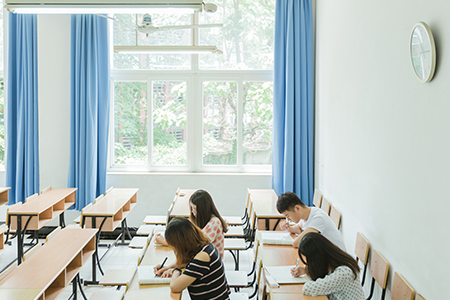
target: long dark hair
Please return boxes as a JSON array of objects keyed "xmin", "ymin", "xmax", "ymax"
[
  {"xmin": 165, "ymin": 217, "xmax": 210, "ymax": 266},
  {"xmin": 298, "ymin": 232, "xmax": 359, "ymax": 281},
  {"xmin": 189, "ymin": 189, "xmax": 228, "ymax": 233}
]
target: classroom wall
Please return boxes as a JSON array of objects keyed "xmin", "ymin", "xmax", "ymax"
[
  {"xmin": 315, "ymin": 0, "xmax": 450, "ymax": 298},
  {"xmin": 33, "ymin": 15, "xmax": 271, "ymax": 227}
]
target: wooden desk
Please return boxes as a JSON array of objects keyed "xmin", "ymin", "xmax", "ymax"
[
  {"xmin": 0, "ymin": 187, "xmax": 11, "ymax": 206},
  {"xmin": 169, "ymin": 189, "xmax": 196, "ymax": 219},
  {"xmin": 126, "ymin": 229, "xmax": 183, "ymax": 300},
  {"xmin": 7, "ymin": 188, "xmax": 77, "ymax": 264},
  {"xmin": 0, "ymin": 227, "xmax": 97, "ymax": 300},
  {"xmin": 249, "ymin": 189, "xmax": 284, "ymax": 231},
  {"xmin": 81, "ymin": 188, "xmax": 138, "ymax": 284}
]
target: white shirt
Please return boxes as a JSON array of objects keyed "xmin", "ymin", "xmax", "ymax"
[{"xmin": 302, "ymin": 207, "xmax": 347, "ymax": 251}]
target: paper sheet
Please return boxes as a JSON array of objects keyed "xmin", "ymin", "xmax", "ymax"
[
  {"xmin": 265, "ymin": 266, "xmax": 308, "ymax": 284},
  {"xmin": 138, "ymin": 265, "xmax": 172, "ymax": 285}
]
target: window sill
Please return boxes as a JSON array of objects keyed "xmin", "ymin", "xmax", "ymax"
[{"xmin": 107, "ymin": 171, "xmax": 272, "ymax": 176}]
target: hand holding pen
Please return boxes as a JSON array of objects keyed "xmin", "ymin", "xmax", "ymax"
[{"xmin": 154, "ymin": 256, "xmax": 168, "ymax": 277}]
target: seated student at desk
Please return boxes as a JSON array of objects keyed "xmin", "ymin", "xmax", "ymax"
[
  {"xmin": 293, "ymin": 232, "xmax": 364, "ymax": 300},
  {"xmin": 155, "ymin": 189, "xmax": 228, "ymax": 258},
  {"xmin": 276, "ymin": 192, "xmax": 346, "ymax": 253},
  {"xmin": 154, "ymin": 217, "xmax": 231, "ymax": 300}
]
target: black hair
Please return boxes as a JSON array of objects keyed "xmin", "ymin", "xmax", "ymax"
[
  {"xmin": 276, "ymin": 192, "xmax": 306, "ymax": 214},
  {"xmin": 298, "ymin": 232, "xmax": 359, "ymax": 281}
]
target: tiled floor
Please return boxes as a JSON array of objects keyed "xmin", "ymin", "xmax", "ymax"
[{"xmin": 0, "ymin": 232, "xmax": 255, "ymax": 299}]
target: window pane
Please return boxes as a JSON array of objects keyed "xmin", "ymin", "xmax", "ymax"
[
  {"xmin": 152, "ymin": 81, "xmax": 187, "ymax": 166},
  {"xmin": 0, "ymin": 78, "xmax": 4, "ymax": 165},
  {"xmin": 202, "ymin": 82, "xmax": 237, "ymax": 165},
  {"xmin": 243, "ymin": 82, "xmax": 273, "ymax": 165},
  {"xmin": 114, "ymin": 81, "xmax": 148, "ymax": 165},
  {"xmin": 113, "ymin": 14, "xmax": 191, "ymax": 70},
  {"xmin": 199, "ymin": 0, "xmax": 275, "ymax": 70}
]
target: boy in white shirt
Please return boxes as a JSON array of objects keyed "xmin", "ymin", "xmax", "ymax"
[{"xmin": 276, "ymin": 192, "xmax": 346, "ymax": 276}]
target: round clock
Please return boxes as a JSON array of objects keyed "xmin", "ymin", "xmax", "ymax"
[{"xmin": 410, "ymin": 22, "xmax": 436, "ymax": 83}]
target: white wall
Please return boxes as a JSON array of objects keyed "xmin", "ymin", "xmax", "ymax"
[
  {"xmin": 34, "ymin": 15, "xmax": 271, "ymax": 226},
  {"xmin": 315, "ymin": 0, "xmax": 450, "ymax": 299}
]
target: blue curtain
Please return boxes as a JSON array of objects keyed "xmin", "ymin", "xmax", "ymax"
[
  {"xmin": 68, "ymin": 15, "xmax": 110, "ymax": 210},
  {"xmin": 272, "ymin": 0, "xmax": 314, "ymax": 206},
  {"xmin": 6, "ymin": 14, "xmax": 39, "ymax": 205}
]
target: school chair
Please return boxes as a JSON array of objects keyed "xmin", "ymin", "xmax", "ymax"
[
  {"xmin": 89, "ymin": 289, "xmax": 125, "ymax": 300},
  {"xmin": 40, "ymin": 186, "xmax": 52, "ymax": 194},
  {"xmin": 25, "ymin": 193, "xmax": 38, "ymax": 202},
  {"xmin": 329, "ymin": 205, "xmax": 341, "ymax": 229},
  {"xmin": 366, "ymin": 249, "xmax": 389, "ymax": 300},
  {"xmin": 0, "ymin": 262, "xmax": 17, "ymax": 281},
  {"xmin": 320, "ymin": 197, "xmax": 331, "ymax": 215},
  {"xmin": 46, "ymin": 226, "xmax": 61, "ymax": 243},
  {"xmin": 143, "ymin": 196, "xmax": 177, "ymax": 226},
  {"xmin": 4, "ymin": 202, "xmax": 23, "ymax": 244},
  {"xmin": 224, "ymin": 189, "xmax": 252, "ymax": 226},
  {"xmin": 415, "ymin": 294, "xmax": 425, "ymax": 300},
  {"xmin": 355, "ymin": 232, "xmax": 370, "ymax": 286},
  {"xmin": 136, "ymin": 224, "xmax": 155, "ymax": 236},
  {"xmin": 22, "ymin": 242, "xmax": 42, "ymax": 262},
  {"xmin": 225, "ymin": 202, "xmax": 256, "ymax": 240},
  {"xmin": 227, "ymin": 239, "xmax": 261, "ymax": 289},
  {"xmin": 229, "ymin": 260, "xmax": 263, "ymax": 300},
  {"xmin": 313, "ymin": 189, "xmax": 323, "ymax": 208},
  {"xmin": 137, "ymin": 235, "xmax": 152, "ymax": 265},
  {"xmin": 391, "ymin": 272, "xmax": 414, "ymax": 300},
  {"xmin": 105, "ymin": 186, "xmax": 114, "ymax": 195}
]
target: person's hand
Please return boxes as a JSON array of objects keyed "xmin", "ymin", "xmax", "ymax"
[
  {"xmin": 279, "ymin": 219, "xmax": 290, "ymax": 231},
  {"xmin": 160, "ymin": 268, "xmax": 174, "ymax": 278},
  {"xmin": 290, "ymin": 265, "xmax": 306, "ymax": 277},
  {"xmin": 155, "ymin": 233, "xmax": 167, "ymax": 246},
  {"xmin": 154, "ymin": 265, "xmax": 170, "ymax": 276}
]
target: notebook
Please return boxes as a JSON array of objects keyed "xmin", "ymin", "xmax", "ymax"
[
  {"xmin": 138, "ymin": 265, "xmax": 172, "ymax": 285},
  {"xmin": 261, "ymin": 232, "xmax": 294, "ymax": 245},
  {"xmin": 264, "ymin": 266, "xmax": 308, "ymax": 284}
]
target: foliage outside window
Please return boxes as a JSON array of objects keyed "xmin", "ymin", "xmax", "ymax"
[
  {"xmin": 111, "ymin": 0, "xmax": 274, "ymax": 172},
  {"xmin": 0, "ymin": 8, "xmax": 4, "ymax": 166}
]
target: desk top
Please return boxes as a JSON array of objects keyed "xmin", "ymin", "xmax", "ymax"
[
  {"xmin": 169, "ymin": 189, "xmax": 196, "ymax": 218},
  {"xmin": 8, "ymin": 188, "xmax": 76, "ymax": 215},
  {"xmin": 0, "ymin": 227, "xmax": 97, "ymax": 290},
  {"xmin": 83, "ymin": 188, "xmax": 138, "ymax": 216},
  {"xmin": 0, "ymin": 288, "xmax": 42, "ymax": 299},
  {"xmin": 249, "ymin": 189, "xmax": 284, "ymax": 218}
]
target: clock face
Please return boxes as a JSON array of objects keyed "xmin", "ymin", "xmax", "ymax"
[{"xmin": 410, "ymin": 22, "xmax": 436, "ymax": 82}]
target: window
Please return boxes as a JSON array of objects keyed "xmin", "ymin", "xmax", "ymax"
[{"xmin": 110, "ymin": 0, "xmax": 275, "ymax": 172}]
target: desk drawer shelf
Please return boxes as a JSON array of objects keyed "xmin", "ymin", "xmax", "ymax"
[
  {"xmin": 44, "ymin": 271, "xmax": 66, "ymax": 300},
  {"xmin": 65, "ymin": 252, "xmax": 83, "ymax": 285},
  {"xmin": 82, "ymin": 237, "xmax": 96, "ymax": 265}
]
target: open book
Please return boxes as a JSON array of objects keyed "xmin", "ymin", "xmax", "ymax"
[
  {"xmin": 138, "ymin": 265, "xmax": 172, "ymax": 285},
  {"xmin": 261, "ymin": 232, "xmax": 294, "ymax": 245},
  {"xmin": 265, "ymin": 266, "xmax": 308, "ymax": 285}
]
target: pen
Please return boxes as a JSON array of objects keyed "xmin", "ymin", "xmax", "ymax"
[
  {"xmin": 295, "ymin": 258, "xmax": 299, "ymax": 268},
  {"xmin": 158, "ymin": 257, "xmax": 168, "ymax": 271}
]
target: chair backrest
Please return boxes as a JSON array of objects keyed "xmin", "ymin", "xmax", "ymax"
[
  {"xmin": 391, "ymin": 272, "xmax": 414, "ymax": 300},
  {"xmin": 329, "ymin": 205, "xmax": 341, "ymax": 229},
  {"xmin": 0, "ymin": 263, "xmax": 17, "ymax": 281},
  {"xmin": 23, "ymin": 242, "xmax": 43, "ymax": 262},
  {"xmin": 46, "ymin": 226, "xmax": 61, "ymax": 243},
  {"xmin": 94, "ymin": 194, "xmax": 104, "ymax": 204},
  {"xmin": 415, "ymin": 294, "xmax": 425, "ymax": 300},
  {"xmin": 166, "ymin": 202, "xmax": 175, "ymax": 225},
  {"xmin": 320, "ymin": 197, "xmax": 331, "ymax": 215},
  {"xmin": 249, "ymin": 202, "xmax": 257, "ymax": 230},
  {"xmin": 312, "ymin": 189, "xmax": 323, "ymax": 208},
  {"xmin": 105, "ymin": 187, "xmax": 114, "ymax": 195},
  {"xmin": 41, "ymin": 186, "xmax": 52, "ymax": 194},
  {"xmin": 355, "ymin": 232, "xmax": 370, "ymax": 265},
  {"xmin": 25, "ymin": 193, "xmax": 38, "ymax": 203},
  {"xmin": 370, "ymin": 249, "xmax": 389, "ymax": 289}
]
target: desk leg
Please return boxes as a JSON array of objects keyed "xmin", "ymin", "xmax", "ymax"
[
  {"xmin": 116, "ymin": 219, "xmax": 131, "ymax": 246},
  {"xmin": 273, "ymin": 219, "xmax": 281, "ymax": 231},
  {"xmin": 265, "ymin": 219, "xmax": 269, "ymax": 231},
  {"xmin": 17, "ymin": 216, "xmax": 22, "ymax": 265},
  {"xmin": 59, "ymin": 212, "xmax": 66, "ymax": 228},
  {"xmin": 85, "ymin": 216, "xmax": 107, "ymax": 286},
  {"xmin": 72, "ymin": 273, "xmax": 78, "ymax": 300}
]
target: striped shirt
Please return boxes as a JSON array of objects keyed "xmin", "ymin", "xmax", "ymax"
[{"xmin": 183, "ymin": 243, "xmax": 230, "ymax": 300}]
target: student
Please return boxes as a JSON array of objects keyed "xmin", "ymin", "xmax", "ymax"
[
  {"xmin": 154, "ymin": 217, "xmax": 231, "ymax": 300},
  {"xmin": 277, "ymin": 192, "xmax": 345, "ymax": 250},
  {"xmin": 155, "ymin": 189, "xmax": 228, "ymax": 258},
  {"xmin": 293, "ymin": 232, "xmax": 364, "ymax": 300}
]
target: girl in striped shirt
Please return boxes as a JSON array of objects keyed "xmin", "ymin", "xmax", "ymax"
[{"xmin": 163, "ymin": 217, "xmax": 230, "ymax": 300}]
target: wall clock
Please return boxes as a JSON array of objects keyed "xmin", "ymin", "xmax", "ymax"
[{"xmin": 410, "ymin": 22, "xmax": 436, "ymax": 83}]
